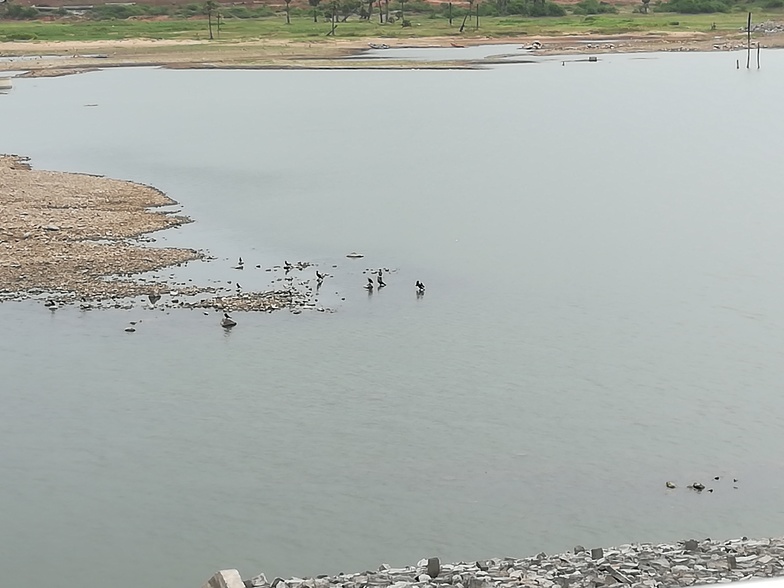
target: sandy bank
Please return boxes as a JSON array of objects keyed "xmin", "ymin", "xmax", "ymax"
[{"xmin": 2, "ymin": 30, "xmax": 782, "ymax": 76}]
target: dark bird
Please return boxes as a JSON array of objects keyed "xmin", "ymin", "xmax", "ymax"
[
  {"xmin": 236, "ymin": 283, "xmax": 241, "ymax": 290},
  {"xmin": 416, "ymin": 280, "xmax": 425, "ymax": 294},
  {"xmin": 238, "ymin": 257, "xmax": 243, "ymax": 266},
  {"xmin": 283, "ymin": 260, "xmax": 293, "ymax": 272},
  {"xmin": 316, "ymin": 270, "xmax": 326, "ymax": 282},
  {"xmin": 377, "ymin": 274, "xmax": 386, "ymax": 287},
  {"xmin": 220, "ymin": 312, "xmax": 237, "ymax": 328},
  {"xmin": 364, "ymin": 277, "xmax": 374, "ymax": 291}
]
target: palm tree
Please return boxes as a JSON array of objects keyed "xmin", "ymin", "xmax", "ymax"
[
  {"xmin": 204, "ymin": 0, "xmax": 217, "ymax": 39},
  {"xmin": 309, "ymin": 0, "xmax": 321, "ymax": 22}
]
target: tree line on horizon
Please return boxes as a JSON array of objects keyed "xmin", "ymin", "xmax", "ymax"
[{"xmin": 1, "ymin": 0, "xmax": 781, "ymax": 22}]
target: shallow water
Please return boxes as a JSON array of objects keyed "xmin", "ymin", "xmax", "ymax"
[
  {"xmin": 349, "ymin": 43, "xmax": 528, "ymax": 61},
  {"xmin": 2, "ymin": 50, "xmax": 784, "ymax": 588}
]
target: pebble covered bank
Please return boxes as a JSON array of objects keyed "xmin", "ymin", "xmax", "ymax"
[{"xmin": 205, "ymin": 538, "xmax": 784, "ymax": 588}]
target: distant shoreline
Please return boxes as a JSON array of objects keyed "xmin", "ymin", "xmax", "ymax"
[{"xmin": 2, "ymin": 30, "xmax": 782, "ymax": 77}]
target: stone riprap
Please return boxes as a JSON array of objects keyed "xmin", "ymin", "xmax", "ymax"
[
  {"xmin": 241, "ymin": 538, "xmax": 784, "ymax": 588},
  {"xmin": 749, "ymin": 21, "xmax": 784, "ymax": 34}
]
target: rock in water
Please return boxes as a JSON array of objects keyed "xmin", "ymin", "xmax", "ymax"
[
  {"xmin": 246, "ymin": 573, "xmax": 267, "ymax": 587},
  {"xmin": 202, "ymin": 569, "xmax": 244, "ymax": 588},
  {"xmin": 427, "ymin": 557, "xmax": 441, "ymax": 578}
]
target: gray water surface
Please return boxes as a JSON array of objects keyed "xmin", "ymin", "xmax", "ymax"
[{"xmin": 2, "ymin": 51, "xmax": 784, "ymax": 588}]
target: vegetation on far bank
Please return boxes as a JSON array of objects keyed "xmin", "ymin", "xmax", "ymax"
[{"xmin": 0, "ymin": 0, "xmax": 780, "ymax": 42}]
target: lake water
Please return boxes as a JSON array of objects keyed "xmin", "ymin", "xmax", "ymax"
[{"xmin": 2, "ymin": 50, "xmax": 784, "ymax": 588}]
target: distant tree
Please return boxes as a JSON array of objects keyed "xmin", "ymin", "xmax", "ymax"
[
  {"xmin": 204, "ymin": 0, "xmax": 217, "ymax": 39},
  {"xmin": 309, "ymin": 0, "xmax": 321, "ymax": 21},
  {"xmin": 336, "ymin": 0, "xmax": 360, "ymax": 20}
]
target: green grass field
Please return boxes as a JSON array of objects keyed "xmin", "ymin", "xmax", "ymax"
[{"xmin": 0, "ymin": 9, "xmax": 778, "ymax": 43}]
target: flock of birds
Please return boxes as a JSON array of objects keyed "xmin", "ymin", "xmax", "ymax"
[
  {"xmin": 363, "ymin": 269, "xmax": 426, "ymax": 296},
  {"xmin": 219, "ymin": 258, "xmax": 427, "ymax": 329}
]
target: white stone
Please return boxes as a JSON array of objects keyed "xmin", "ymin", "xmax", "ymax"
[{"xmin": 202, "ymin": 570, "xmax": 245, "ymax": 588}]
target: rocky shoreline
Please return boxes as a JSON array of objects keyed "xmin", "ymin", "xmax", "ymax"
[
  {"xmin": 209, "ymin": 537, "xmax": 784, "ymax": 588},
  {"xmin": 0, "ymin": 154, "xmax": 327, "ymax": 314}
]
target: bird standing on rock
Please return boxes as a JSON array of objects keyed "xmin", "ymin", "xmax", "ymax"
[{"xmin": 220, "ymin": 312, "xmax": 237, "ymax": 328}]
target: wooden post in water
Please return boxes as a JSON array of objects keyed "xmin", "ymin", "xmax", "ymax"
[
  {"xmin": 448, "ymin": 2, "xmax": 452, "ymax": 26},
  {"xmin": 746, "ymin": 12, "xmax": 751, "ymax": 69},
  {"xmin": 757, "ymin": 42, "xmax": 761, "ymax": 69},
  {"xmin": 475, "ymin": 2, "xmax": 479, "ymax": 29}
]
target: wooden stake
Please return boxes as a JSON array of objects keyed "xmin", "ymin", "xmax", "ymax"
[
  {"xmin": 746, "ymin": 12, "xmax": 751, "ymax": 69},
  {"xmin": 475, "ymin": 2, "xmax": 479, "ymax": 29},
  {"xmin": 757, "ymin": 42, "xmax": 761, "ymax": 69},
  {"xmin": 448, "ymin": 2, "xmax": 452, "ymax": 25},
  {"xmin": 459, "ymin": 8, "xmax": 470, "ymax": 32}
]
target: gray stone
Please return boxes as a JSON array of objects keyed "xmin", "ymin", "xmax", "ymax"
[
  {"xmin": 203, "ymin": 570, "xmax": 246, "ymax": 588},
  {"xmin": 592, "ymin": 548, "xmax": 605, "ymax": 560},
  {"xmin": 428, "ymin": 558, "xmax": 441, "ymax": 578},
  {"xmin": 684, "ymin": 540, "xmax": 699, "ymax": 552},
  {"xmin": 247, "ymin": 573, "xmax": 268, "ymax": 587},
  {"xmin": 574, "ymin": 546, "xmax": 586, "ymax": 554}
]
